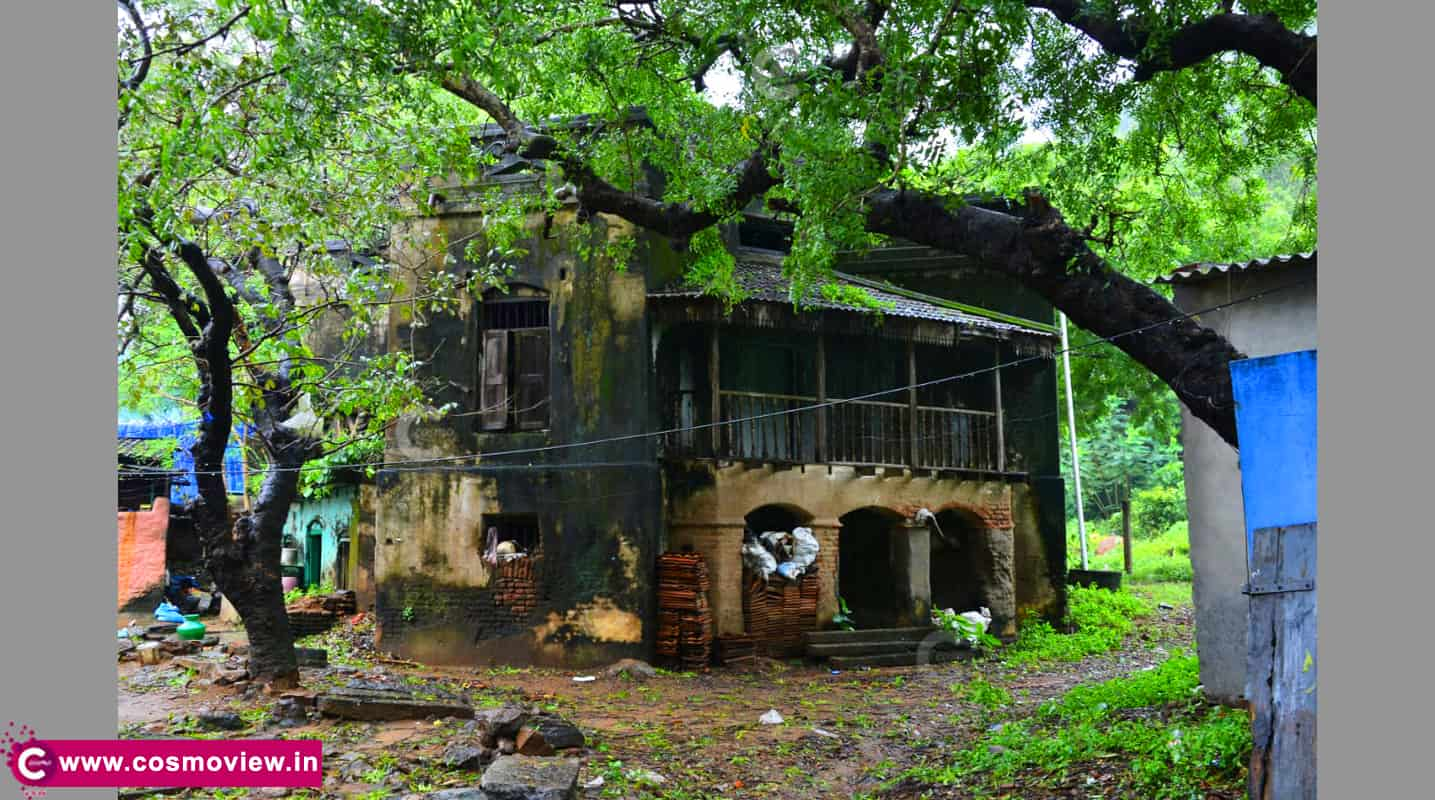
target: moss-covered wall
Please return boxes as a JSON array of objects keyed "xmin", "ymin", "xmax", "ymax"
[{"xmin": 375, "ymin": 186, "xmax": 672, "ymax": 666}]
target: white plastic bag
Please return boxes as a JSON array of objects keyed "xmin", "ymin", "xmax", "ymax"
[
  {"xmin": 741, "ymin": 541, "xmax": 778, "ymax": 581},
  {"xmin": 789, "ymin": 527, "xmax": 819, "ymax": 572}
]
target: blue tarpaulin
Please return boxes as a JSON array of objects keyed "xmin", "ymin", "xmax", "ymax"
[{"xmin": 117, "ymin": 418, "xmax": 249, "ymax": 504}]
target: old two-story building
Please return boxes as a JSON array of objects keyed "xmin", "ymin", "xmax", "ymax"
[{"xmin": 366, "ymin": 168, "xmax": 1068, "ymax": 667}]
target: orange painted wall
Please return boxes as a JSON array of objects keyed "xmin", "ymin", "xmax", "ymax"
[{"xmin": 118, "ymin": 497, "xmax": 169, "ymax": 610}]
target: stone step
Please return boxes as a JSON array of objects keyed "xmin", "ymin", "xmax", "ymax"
[
  {"xmin": 828, "ymin": 648, "xmax": 973, "ymax": 670},
  {"xmin": 806, "ymin": 639, "xmax": 940, "ymax": 658},
  {"xmin": 803, "ymin": 626, "xmax": 937, "ymax": 645}
]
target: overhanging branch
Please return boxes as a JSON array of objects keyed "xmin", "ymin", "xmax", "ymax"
[{"xmin": 1028, "ymin": 3, "xmax": 1316, "ymax": 105}]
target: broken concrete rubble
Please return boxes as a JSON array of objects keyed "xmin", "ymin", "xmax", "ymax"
[
  {"xmin": 443, "ymin": 744, "xmax": 493, "ymax": 772},
  {"xmin": 474, "ymin": 704, "xmax": 583, "ymax": 756},
  {"xmin": 424, "ymin": 790, "xmax": 490, "ymax": 800},
  {"xmin": 316, "ymin": 687, "xmax": 473, "ymax": 721},
  {"xmin": 515, "ymin": 718, "xmax": 584, "ymax": 756},
  {"xmin": 193, "ymin": 709, "xmax": 245, "ymax": 731},
  {"xmin": 294, "ymin": 647, "xmax": 328, "ymax": 668},
  {"xmin": 601, "ymin": 658, "xmax": 657, "ymax": 680},
  {"xmin": 480, "ymin": 755, "xmax": 579, "ymax": 800}
]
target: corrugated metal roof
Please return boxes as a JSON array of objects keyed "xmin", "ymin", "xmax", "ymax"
[
  {"xmin": 649, "ymin": 261, "xmax": 1057, "ymax": 338},
  {"xmin": 1155, "ymin": 251, "xmax": 1316, "ymax": 285}
]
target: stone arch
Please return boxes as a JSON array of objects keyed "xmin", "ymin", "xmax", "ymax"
[{"xmin": 837, "ymin": 505, "xmax": 908, "ymax": 629}]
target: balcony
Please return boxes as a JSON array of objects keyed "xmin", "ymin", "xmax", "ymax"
[{"xmin": 662, "ymin": 389, "xmax": 1003, "ymax": 473}]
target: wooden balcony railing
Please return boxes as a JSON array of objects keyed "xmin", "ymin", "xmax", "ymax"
[{"xmin": 663, "ymin": 389, "xmax": 1001, "ymax": 471}]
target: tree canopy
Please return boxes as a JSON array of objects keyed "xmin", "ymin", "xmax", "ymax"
[{"xmin": 292, "ymin": 0, "xmax": 1316, "ymax": 444}]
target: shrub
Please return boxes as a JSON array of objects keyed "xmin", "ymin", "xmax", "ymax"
[
  {"xmin": 1003, "ymin": 586, "xmax": 1150, "ymax": 666},
  {"xmin": 1131, "ymin": 484, "xmax": 1186, "ymax": 539}
]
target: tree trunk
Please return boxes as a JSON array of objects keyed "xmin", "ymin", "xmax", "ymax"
[{"xmin": 194, "ymin": 457, "xmax": 303, "ymax": 687}]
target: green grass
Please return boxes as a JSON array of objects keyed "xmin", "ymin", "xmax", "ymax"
[
  {"xmin": 1070, "ymin": 520, "xmax": 1193, "ymax": 583},
  {"xmin": 904, "ymin": 653, "xmax": 1250, "ymax": 798},
  {"xmin": 952, "ymin": 676, "xmax": 1013, "ymax": 710},
  {"xmin": 1130, "ymin": 580, "xmax": 1193, "ymax": 607},
  {"xmin": 1001, "ymin": 585, "xmax": 1151, "ymax": 667}
]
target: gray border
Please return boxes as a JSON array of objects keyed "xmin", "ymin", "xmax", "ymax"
[
  {"xmin": 1321, "ymin": 2, "xmax": 1428, "ymax": 796},
  {"xmin": 0, "ymin": 2, "xmax": 118, "ymax": 796},
  {"xmin": 0, "ymin": 1, "xmax": 1414, "ymax": 797}
]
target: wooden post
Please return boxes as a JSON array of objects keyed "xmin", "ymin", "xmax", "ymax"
[
  {"xmin": 709, "ymin": 325, "xmax": 721, "ymax": 458},
  {"xmin": 906, "ymin": 338, "xmax": 918, "ymax": 469},
  {"xmin": 1245, "ymin": 523, "xmax": 1317, "ymax": 800},
  {"xmin": 815, "ymin": 334, "xmax": 827, "ymax": 464},
  {"xmin": 993, "ymin": 344, "xmax": 1005, "ymax": 473},
  {"xmin": 1121, "ymin": 498, "xmax": 1133, "ymax": 575}
]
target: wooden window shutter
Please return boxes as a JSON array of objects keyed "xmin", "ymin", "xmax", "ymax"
[
  {"xmin": 481, "ymin": 330, "xmax": 509, "ymax": 430},
  {"xmin": 512, "ymin": 330, "xmax": 550, "ymax": 430}
]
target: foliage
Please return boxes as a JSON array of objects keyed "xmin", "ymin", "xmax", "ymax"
[
  {"xmin": 117, "ymin": 0, "xmax": 474, "ymax": 506},
  {"xmin": 1131, "ymin": 484, "xmax": 1188, "ymax": 540},
  {"xmin": 1062, "ymin": 395, "xmax": 1183, "ymax": 521},
  {"xmin": 832, "ymin": 596, "xmax": 856, "ymax": 632},
  {"xmin": 952, "ymin": 676, "xmax": 1012, "ymax": 710},
  {"xmin": 1072, "ymin": 520, "xmax": 1193, "ymax": 583},
  {"xmin": 282, "ymin": 580, "xmax": 335, "ymax": 605},
  {"xmin": 1003, "ymin": 586, "xmax": 1149, "ymax": 667},
  {"xmin": 123, "ymin": 436, "xmax": 180, "ymax": 469},
  {"xmin": 932, "ymin": 607, "xmax": 1001, "ymax": 650},
  {"xmin": 283, "ymin": 0, "xmax": 1315, "ymax": 324},
  {"xmin": 905, "ymin": 653, "xmax": 1251, "ymax": 798}
]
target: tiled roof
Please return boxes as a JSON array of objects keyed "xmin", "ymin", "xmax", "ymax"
[
  {"xmin": 1155, "ymin": 251, "xmax": 1316, "ymax": 285},
  {"xmin": 649, "ymin": 261, "xmax": 1056, "ymax": 338}
]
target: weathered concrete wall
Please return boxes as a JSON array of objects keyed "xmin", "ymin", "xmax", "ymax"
[
  {"xmin": 349, "ymin": 483, "xmax": 378, "ymax": 611},
  {"xmin": 663, "ymin": 462, "xmax": 1058, "ymax": 636},
  {"xmin": 374, "ymin": 190, "xmax": 670, "ymax": 667},
  {"xmin": 1171, "ymin": 264, "xmax": 1317, "ymax": 703},
  {"xmin": 374, "ymin": 466, "xmax": 660, "ymax": 666},
  {"xmin": 118, "ymin": 497, "xmax": 170, "ymax": 612}
]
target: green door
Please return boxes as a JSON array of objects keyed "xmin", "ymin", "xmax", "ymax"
[{"xmin": 305, "ymin": 521, "xmax": 324, "ymax": 588}]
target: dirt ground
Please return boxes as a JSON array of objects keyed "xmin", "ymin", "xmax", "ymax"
[{"xmin": 117, "ymin": 596, "xmax": 1196, "ymax": 799}]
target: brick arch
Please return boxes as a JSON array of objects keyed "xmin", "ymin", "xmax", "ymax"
[
  {"xmin": 743, "ymin": 502, "xmax": 815, "ymax": 533},
  {"xmin": 933, "ymin": 499, "xmax": 1012, "ymax": 530}
]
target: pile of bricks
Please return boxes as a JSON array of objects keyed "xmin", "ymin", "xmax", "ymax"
[
  {"xmin": 742, "ymin": 569, "xmax": 820, "ymax": 659},
  {"xmin": 493, "ymin": 556, "xmax": 539, "ymax": 619},
  {"xmin": 715, "ymin": 634, "xmax": 756, "ymax": 667},
  {"xmin": 285, "ymin": 590, "xmax": 358, "ymax": 637},
  {"xmin": 655, "ymin": 552, "xmax": 713, "ymax": 670}
]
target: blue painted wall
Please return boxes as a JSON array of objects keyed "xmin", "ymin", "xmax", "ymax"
[{"xmin": 1230, "ymin": 349, "xmax": 1318, "ymax": 560}]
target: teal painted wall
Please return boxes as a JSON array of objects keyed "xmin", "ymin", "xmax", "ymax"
[{"xmin": 283, "ymin": 486, "xmax": 357, "ymax": 588}]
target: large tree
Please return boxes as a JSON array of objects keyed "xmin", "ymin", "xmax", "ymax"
[
  {"xmin": 118, "ymin": 0, "xmax": 1314, "ymax": 674},
  {"xmin": 295, "ymin": 0, "xmax": 1316, "ymax": 447},
  {"xmin": 117, "ymin": 0, "xmax": 481, "ymax": 684}
]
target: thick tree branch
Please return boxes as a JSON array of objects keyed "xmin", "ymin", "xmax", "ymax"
[
  {"xmin": 861, "ymin": 187, "xmax": 1248, "ymax": 444},
  {"xmin": 118, "ymin": 0, "xmax": 152, "ymax": 94},
  {"xmin": 1028, "ymin": 3, "xmax": 1316, "ymax": 105},
  {"xmin": 826, "ymin": 0, "xmax": 890, "ymax": 81},
  {"xmin": 561, "ymin": 147, "xmax": 779, "ymax": 247},
  {"xmin": 172, "ymin": 240, "xmax": 237, "ymax": 523}
]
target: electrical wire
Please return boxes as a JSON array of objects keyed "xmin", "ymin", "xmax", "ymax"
[{"xmin": 118, "ymin": 276, "xmax": 1312, "ymax": 479}]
